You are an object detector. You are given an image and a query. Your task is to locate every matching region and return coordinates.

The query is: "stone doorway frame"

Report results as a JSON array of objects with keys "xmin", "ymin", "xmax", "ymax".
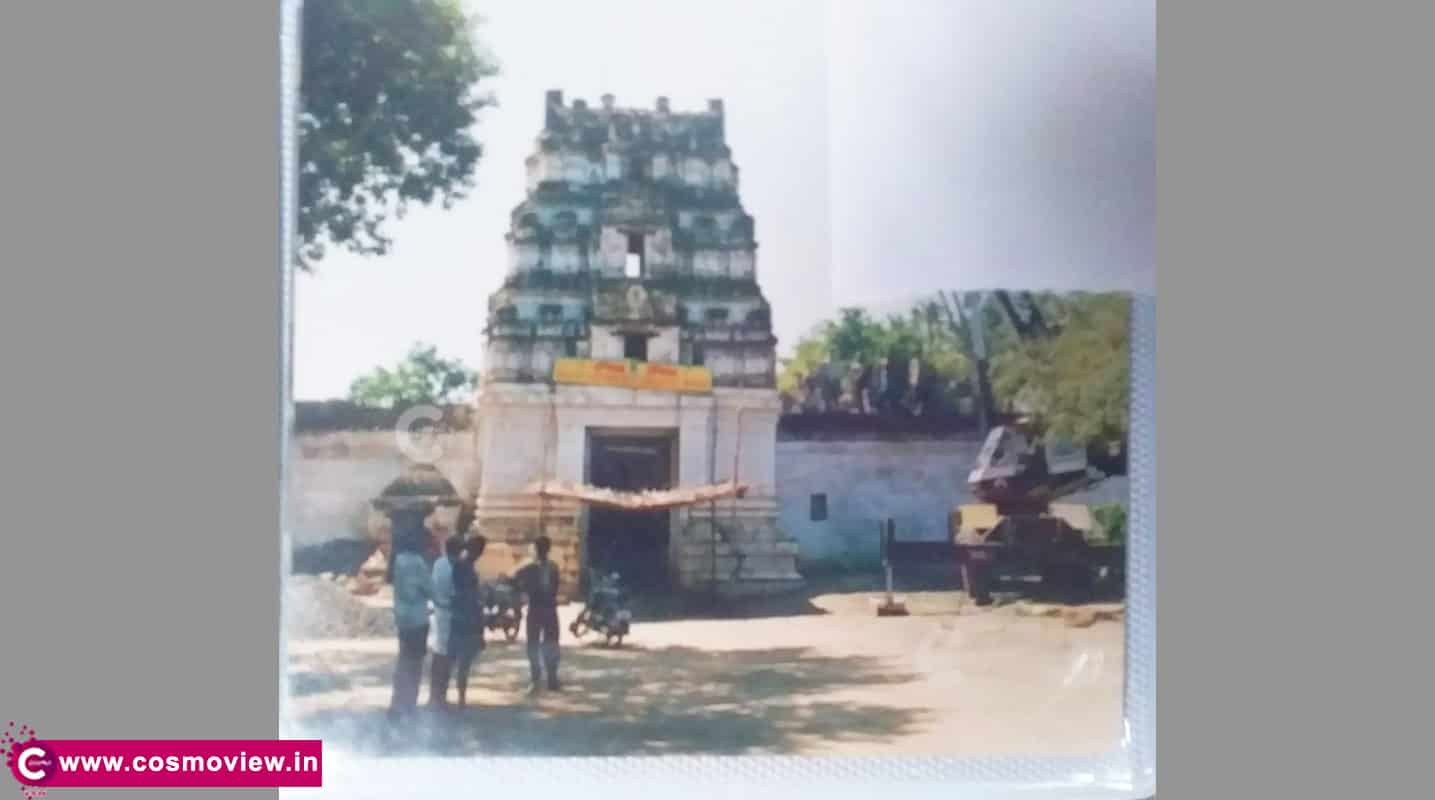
[{"xmin": 581, "ymin": 425, "xmax": 680, "ymax": 594}]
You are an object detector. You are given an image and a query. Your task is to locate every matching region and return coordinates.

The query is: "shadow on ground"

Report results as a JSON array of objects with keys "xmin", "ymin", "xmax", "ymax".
[
  {"xmin": 626, "ymin": 565, "xmax": 968, "ymax": 621},
  {"xmin": 290, "ymin": 641, "xmax": 927, "ymax": 757}
]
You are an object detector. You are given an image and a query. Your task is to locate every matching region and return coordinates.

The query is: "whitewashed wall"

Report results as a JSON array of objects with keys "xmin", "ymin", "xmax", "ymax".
[
  {"xmin": 776, "ymin": 439, "xmax": 1130, "ymax": 568},
  {"xmin": 589, "ymin": 326, "xmax": 681, "ymax": 363},
  {"xmin": 292, "ymin": 426, "xmax": 1128, "ymax": 569},
  {"xmin": 474, "ymin": 384, "xmax": 778, "ymax": 497},
  {"xmin": 290, "ymin": 431, "xmax": 476, "ymax": 547}
]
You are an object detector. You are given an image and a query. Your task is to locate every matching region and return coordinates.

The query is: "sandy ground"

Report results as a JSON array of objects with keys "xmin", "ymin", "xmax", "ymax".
[{"xmin": 286, "ymin": 578, "xmax": 1123, "ymax": 758}]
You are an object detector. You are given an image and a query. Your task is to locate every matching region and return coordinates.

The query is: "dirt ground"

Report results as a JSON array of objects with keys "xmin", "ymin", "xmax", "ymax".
[{"xmin": 286, "ymin": 576, "xmax": 1124, "ymax": 758}]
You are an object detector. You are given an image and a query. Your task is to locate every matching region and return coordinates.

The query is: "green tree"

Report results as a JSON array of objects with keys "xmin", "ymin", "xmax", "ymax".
[
  {"xmin": 777, "ymin": 332, "xmax": 829, "ymax": 396},
  {"xmin": 349, "ymin": 343, "xmax": 478, "ymax": 408},
  {"xmin": 777, "ymin": 302, "xmax": 973, "ymax": 405},
  {"xmin": 825, "ymin": 307, "xmax": 886, "ymax": 363},
  {"xmin": 991, "ymin": 292, "xmax": 1130, "ymax": 446},
  {"xmin": 1092, "ymin": 502, "xmax": 1128, "ymax": 545},
  {"xmin": 299, "ymin": 0, "xmax": 497, "ymax": 268},
  {"xmin": 780, "ymin": 291, "xmax": 1129, "ymax": 437}
]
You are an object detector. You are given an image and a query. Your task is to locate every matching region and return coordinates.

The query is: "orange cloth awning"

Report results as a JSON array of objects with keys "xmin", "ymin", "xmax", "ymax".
[{"xmin": 525, "ymin": 480, "xmax": 749, "ymax": 510}]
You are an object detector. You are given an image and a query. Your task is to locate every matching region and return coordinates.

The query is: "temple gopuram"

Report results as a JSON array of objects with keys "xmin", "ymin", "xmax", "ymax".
[{"xmin": 471, "ymin": 91, "xmax": 802, "ymax": 599}]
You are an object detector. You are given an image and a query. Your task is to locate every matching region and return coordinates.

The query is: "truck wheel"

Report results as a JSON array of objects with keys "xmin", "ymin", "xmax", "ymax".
[{"xmin": 503, "ymin": 622, "xmax": 519, "ymax": 641}]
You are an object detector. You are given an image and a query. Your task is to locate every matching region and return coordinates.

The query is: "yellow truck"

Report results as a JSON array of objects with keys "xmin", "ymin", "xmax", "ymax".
[
  {"xmin": 951, "ymin": 501, "xmax": 1124, "ymax": 605},
  {"xmin": 950, "ymin": 425, "xmax": 1125, "ymax": 604}
]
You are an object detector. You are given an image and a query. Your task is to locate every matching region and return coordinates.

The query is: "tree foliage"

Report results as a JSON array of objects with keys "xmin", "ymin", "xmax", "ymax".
[
  {"xmin": 778, "ymin": 305, "xmax": 974, "ymax": 406},
  {"xmin": 299, "ymin": 0, "xmax": 497, "ymax": 268},
  {"xmin": 777, "ymin": 332, "xmax": 829, "ymax": 396},
  {"xmin": 348, "ymin": 343, "xmax": 478, "ymax": 408},
  {"xmin": 779, "ymin": 291, "xmax": 1131, "ymax": 446},
  {"xmin": 991, "ymin": 292, "xmax": 1130, "ymax": 446},
  {"xmin": 1091, "ymin": 502, "xmax": 1128, "ymax": 545}
]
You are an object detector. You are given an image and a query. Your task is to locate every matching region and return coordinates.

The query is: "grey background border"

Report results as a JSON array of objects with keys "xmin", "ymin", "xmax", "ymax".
[
  {"xmin": 0, "ymin": 3, "xmax": 283, "ymax": 800},
  {"xmin": 7, "ymin": 0, "xmax": 1429, "ymax": 798}
]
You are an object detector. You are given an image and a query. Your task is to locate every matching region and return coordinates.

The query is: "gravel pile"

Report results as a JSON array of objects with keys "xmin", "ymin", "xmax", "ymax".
[
  {"xmin": 285, "ymin": 575, "xmax": 394, "ymax": 640},
  {"xmin": 291, "ymin": 539, "xmax": 376, "ymax": 576}
]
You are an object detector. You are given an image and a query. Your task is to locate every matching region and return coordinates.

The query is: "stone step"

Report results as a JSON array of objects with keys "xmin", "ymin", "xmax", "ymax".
[
  {"xmin": 715, "ymin": 577, "xmax": 806, "ymax": 597},
  {"xmin": 676, "ymin": 553, "xmax": 798, "ymax": 578}
]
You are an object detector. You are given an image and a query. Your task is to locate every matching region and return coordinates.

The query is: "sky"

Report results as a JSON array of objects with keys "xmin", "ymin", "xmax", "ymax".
[{"xmin": 294, "ymin": 0, "xmax": 1154, "ymax": 401}]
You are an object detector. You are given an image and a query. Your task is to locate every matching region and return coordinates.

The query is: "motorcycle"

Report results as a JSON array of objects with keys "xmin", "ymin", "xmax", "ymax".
[
  {"xmin": 480, "ymin": 575, "xmax": 524, "ymax": 642},
  {"xmin": 569, "ymin": 570, "xmax": 632, "ymax": 647}
]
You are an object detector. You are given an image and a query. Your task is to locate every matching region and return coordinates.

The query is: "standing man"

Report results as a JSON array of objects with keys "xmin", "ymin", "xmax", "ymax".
[
  {"xmin": 515, "ymin": 534, "xmax": 562, "ymax": 694},
  {"xmin": 427, "ymin": 534, "xmax": 459, "ymax": 709},
  {"xmin": 451, "ymin": 534, "xmax": 487, "ymax": 708},
  {"xmin": 387, "ymin": 531, "xmax": 432, "ymax": 722}
]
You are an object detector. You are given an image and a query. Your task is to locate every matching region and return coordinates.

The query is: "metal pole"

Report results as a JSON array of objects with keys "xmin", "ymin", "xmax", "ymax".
[
  {"xmin": 708, "ymin": 394, "xmax": 718, "ymax": 606},
  {"xmin": 877, "ymin": 518, "xmax": 908, "ymax": 616},
  {"xmin": 878, "ymin": 517, "xmax": 889, "ymax": 606},
  {"xmin": 966, "ymin": 293, "xmax": 996, "ymax": 437}
]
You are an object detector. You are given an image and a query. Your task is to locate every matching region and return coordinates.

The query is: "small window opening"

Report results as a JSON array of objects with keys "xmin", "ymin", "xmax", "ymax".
[
  {"xmin": 539, "ymin": 304, "xmax": 563, "ymax": 322},
  {"xmin": 623, "ymin": 333, "xmax": 648, "ymax": 361},
  {"xmin": 704, "ymin": 307, "xmax": 730, "ymax": 324},
  {"xmin": 625, "ymin": 232, "xmax": 644, "ymax": 278},
  {"xmin": 564, "ymin": 338, "xmax": 579, "ymax": 357},
  {"xmin": 691, "ymin": 343, "xmax": 705, "ymax": 366},
  {"xmin": 810, "ymin": 493, "xmax": 828, "ymax": 522}
]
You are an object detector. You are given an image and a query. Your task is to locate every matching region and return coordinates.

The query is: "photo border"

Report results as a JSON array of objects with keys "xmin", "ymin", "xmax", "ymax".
[{"xmin": 276, "ymin": 2, "xmax": 1155, "ymax": 795}]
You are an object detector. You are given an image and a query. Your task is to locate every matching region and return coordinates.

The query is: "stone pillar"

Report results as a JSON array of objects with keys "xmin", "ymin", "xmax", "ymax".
[
  {"xmin": 471, "ymin": 493, "xmax": 582, "ymax": 602},
  {"xmin": 669, "ymin": 389, "xmax": 803, "ymax": 595},
  {"xmin": 472, "ymin": 383, "xmax": 584, "ymax": 600}
]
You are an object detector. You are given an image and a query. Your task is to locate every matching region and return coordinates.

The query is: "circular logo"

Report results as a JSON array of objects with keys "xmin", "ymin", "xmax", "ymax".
[
  {"xmin": 394, "ymin": 404, "xmax": 445, "ymax": 465},
  {"xmin": 10, "ymin": 741, "xmax": 57, "ymax": 786}
]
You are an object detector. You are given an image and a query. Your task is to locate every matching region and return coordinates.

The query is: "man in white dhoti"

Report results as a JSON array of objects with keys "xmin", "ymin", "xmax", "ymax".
[{"xmin": 427, "ymin": 536, "xmax": 458, "ymax": 708}]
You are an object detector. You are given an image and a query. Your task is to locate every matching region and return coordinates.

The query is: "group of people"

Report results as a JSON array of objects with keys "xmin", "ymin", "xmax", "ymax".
[{"xmin": 386, "ymin": 531, "xmax": 565, "ymax": 723}]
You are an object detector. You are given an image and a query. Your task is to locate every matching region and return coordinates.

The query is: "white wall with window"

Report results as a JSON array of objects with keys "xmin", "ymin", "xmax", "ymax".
[
  {"xmin": 712, "ymin": 160, "xmax": 734, "ymax": 187},
  {"xmin": 683, "ymin": 157, "xmax": 711, "ymax": 187},
  {"xmin": 563, "ymin": 153, "xmax": 591, "ymax": 184},
  {"xmin": 509, "ymin": 243, "xmax": 541, "ymax": 272},
  {"xmin": 600, "ymin": 227, "xmax": 628, "ymax": 272},
  {"xmin": 589, "ymin": 326, "xmax": 680, "ymax": 364},
  {"xmin": 550, "ymin": 243, "xmax": 583, "ymax": 273},
  {"xmin": 692, "ymin": 249, "xmax": 726, "ymax": 277},
  {"xmin": 729, "ymin": 250, "xmax": 755, "ymax": 278}
]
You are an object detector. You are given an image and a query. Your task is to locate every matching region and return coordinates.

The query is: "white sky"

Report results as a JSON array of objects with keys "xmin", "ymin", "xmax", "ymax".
[{"xmin": 294, "ymin": 0, "xmax": 1154, "ymax": 400}]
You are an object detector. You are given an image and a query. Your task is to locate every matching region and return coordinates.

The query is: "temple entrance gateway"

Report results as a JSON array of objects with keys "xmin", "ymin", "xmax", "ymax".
[
  {"xmin": 473, "ymin": 92, "xmax": 803, "ymax": 599},
  {"xmin": 584, "ymin": 429, "xmax": 678, "ymax": 594}
]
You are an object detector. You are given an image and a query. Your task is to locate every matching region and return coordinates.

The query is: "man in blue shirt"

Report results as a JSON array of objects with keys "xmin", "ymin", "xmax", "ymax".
[{"xmin": 387, "ymin": 534, "xmax": 432, "ymax": 722}]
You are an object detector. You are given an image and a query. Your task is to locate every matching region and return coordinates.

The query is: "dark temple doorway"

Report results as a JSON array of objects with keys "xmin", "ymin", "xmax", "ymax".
[{"xmin": 585, "ymin": 430, "xmax": 676, "ymax": 595}]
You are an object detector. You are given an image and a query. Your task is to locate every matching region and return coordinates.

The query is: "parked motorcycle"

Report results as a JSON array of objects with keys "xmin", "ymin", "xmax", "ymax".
[
  {"xmin": 481, "ymin": 575, "xmax": 523, "ymax": 642},
  {"xmin": 569, "ymin": 570, "xmax": 632, "ymax": 647}
]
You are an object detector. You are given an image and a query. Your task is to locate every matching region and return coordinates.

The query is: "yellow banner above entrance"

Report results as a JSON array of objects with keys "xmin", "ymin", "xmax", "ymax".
[{"xmin": 552, "ymin": 358, "xmax": 713, "ymax": 394}]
